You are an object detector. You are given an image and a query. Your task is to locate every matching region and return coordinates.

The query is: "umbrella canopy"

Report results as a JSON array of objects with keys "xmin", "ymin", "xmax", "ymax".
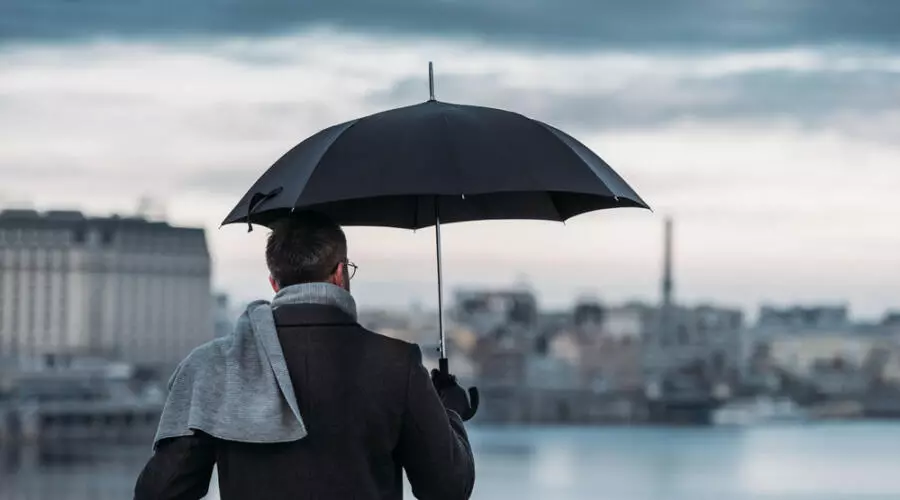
[{"xmin": 221, "ymin": 100, "xmax": 649, "ymax": 230}]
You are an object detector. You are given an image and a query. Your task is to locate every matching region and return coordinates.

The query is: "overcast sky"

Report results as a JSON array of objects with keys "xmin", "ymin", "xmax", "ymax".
[{"xmin": 2, "ymin": 1, "xmax": 899, "ymax": 319}]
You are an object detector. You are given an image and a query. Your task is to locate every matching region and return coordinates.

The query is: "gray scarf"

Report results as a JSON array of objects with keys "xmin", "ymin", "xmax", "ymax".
[{"xmin": 153, "ymin": 282, "xmax": 357, "ymax": 448}]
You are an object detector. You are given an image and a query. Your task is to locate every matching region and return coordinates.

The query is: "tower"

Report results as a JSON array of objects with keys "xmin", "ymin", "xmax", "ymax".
[{"xmin": 662, "ymin": 217, "xmax": 674, "ymax": 310}]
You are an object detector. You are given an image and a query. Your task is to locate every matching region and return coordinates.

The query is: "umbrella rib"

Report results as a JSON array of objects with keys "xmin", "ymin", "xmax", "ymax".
[
  {"xmin": 289, "ymin": 118, "xmax": 364, "ymax": 212},
  {"xmin": 546, "ymin": 191, "xmax": 565, "ymax": 222},
  {"xmin": 532, "ymin": 120, "xmax": 648, "ymax": 208}
]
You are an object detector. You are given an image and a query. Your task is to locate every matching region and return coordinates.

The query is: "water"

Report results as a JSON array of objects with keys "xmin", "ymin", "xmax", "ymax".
[{"xmin": 3, "ymin": 422, "xmax": 900, "ymax": 499}]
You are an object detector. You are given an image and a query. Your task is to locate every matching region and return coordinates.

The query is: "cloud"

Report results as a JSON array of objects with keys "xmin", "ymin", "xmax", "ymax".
[
  {"xmin": 371, "ymin": 59, "xmax": 900, "ymax": 144},
  {"xmin": 1, "ymin": 32, "xmax": 899, "ymax": 317},
  {"xmin": 3, "ymin": 0, "xmax": 900, "ymax": 52},
  {"xmin": 3, "ymin": 34, "xmax": 898, "ymax": 207}
]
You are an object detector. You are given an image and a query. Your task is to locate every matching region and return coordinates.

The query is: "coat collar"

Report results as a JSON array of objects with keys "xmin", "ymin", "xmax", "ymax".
[{"xmin": 273, "ymin": 303, "xmax": 358, "ymax": 327}]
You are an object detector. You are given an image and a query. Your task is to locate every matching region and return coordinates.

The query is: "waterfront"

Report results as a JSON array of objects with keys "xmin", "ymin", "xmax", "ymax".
[{"xmin": 3, "ymin": 422, "xmax": 900, "ymax": 499}]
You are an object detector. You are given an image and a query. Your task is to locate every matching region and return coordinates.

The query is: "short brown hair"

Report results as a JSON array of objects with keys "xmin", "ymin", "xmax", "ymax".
[{"xmin": 265, "ymin": 211, "xmax": 347, "ymax": 287}]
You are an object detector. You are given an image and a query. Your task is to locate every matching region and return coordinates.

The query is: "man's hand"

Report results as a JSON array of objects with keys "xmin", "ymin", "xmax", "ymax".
[{"xmin": 430, "ymin": 369, "xmax": 479, "ymax": 421}]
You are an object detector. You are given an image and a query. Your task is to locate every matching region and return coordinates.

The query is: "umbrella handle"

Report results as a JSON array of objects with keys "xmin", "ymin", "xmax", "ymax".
[
  {"xmin": 463, "ymin": 386, "xmax": 480, "ymax": 421},
  {"xmin": 439, "ymin": 356, "xmax": 480, "ymax": 421}
]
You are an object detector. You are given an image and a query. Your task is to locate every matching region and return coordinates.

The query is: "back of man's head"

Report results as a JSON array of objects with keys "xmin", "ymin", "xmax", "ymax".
[{"xmin": 265, "ymin": 211, "xmax": 347, "ymax": 288}]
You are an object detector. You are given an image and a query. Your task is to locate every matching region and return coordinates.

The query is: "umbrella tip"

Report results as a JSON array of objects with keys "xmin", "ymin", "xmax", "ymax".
[{"xmin": 428, "ymin": 61, "xmax": 435, "ymax": 101}]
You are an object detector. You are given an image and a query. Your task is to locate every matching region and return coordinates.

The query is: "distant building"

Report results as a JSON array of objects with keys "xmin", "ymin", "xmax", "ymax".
[
  {"xmin": 595, "ymin": 302, "xmax": 655, "ymax": 342},
  {"xmin": 452, "ymin": 289, "xmax": 539, "ymax": 337},
  {"xmin": 469, "ymin": 325, "xmax": 532, "ymax": 422},
  {"xmin": 0, "ymin": 209, "xmax": 212, "ymax": 368},
  {"xmin": 213, "ymin": 292, "xmax": 233, "ymax": 338},
  {"xmin": 750, "ymin": 330, "xmax": 900, "ymax": 375},
  {"xmin": 765, "ymin": 332, "xmax": 900, "ymax": 400},
  {"xmin": 573, "ymin": 301, "xmax": 605, "ymax": 329},
  {"xmin": 453, "ymin": 288, "xmax": 543, "ymax": 402},
  {"xmin": 642, "ymin": 218, "xmax": 743, "ymax": 421},
  {"xmin": 882, "ymin": 311, "xmax": 900, "ymax": 335},
  {"xmin": 765, "ymin": 334, "xmax": 877, "ymax": 377},
  {"xmin": 743, "ymin": 303, "xmax": 875, "ymax": 380},
  {"xmin": 644, "ymin": 304, "xmax": 745, "ymax": 381},
  {"xmin": 565, "ymin": 301, "xmax": 654, "ymax": 392},
  {"xmin": 549, "ymin": 332, "xmax": 581, "ymax": 366},
  {"xmin": 757, "ymin": 304, "xmax": 850, "ymax": 330},
  {"xmin": 741, "ymin": 308, "xmax": 900, "ymax": 405},
  {"xmin": 644, "ymin": 218, "xmax": 744, "ymax": 385}
]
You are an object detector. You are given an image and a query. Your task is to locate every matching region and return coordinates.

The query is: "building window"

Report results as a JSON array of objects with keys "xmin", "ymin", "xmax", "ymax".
[{"xmin": 677, "ymin": 325, "xmax": 690, "ymax": 345}]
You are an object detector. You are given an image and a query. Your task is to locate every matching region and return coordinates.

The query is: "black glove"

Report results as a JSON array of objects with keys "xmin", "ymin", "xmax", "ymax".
[{"xmin": 430, "ymin": 369, "xmax": 479, "ymax": 421}]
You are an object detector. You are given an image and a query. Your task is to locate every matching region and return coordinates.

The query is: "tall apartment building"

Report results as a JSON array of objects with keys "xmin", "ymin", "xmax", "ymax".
[{"xmin": 0, "ymin": 209, "xmax": 212, "ymax": 367}]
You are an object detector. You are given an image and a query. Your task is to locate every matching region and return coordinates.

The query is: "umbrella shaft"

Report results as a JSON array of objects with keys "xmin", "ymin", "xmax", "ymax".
[{"xmin": 435, "ymin": 213, "xmax": 446, "ymax": 364}]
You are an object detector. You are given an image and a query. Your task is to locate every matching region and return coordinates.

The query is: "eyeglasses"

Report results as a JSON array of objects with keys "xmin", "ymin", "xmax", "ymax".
[
  {"xmin": 345, "ymin": 260, "xmax": 358, "ymax": 280},
  {"xmin": 332, "ymin": 259, "xmax": 358, "ymax": 280}
]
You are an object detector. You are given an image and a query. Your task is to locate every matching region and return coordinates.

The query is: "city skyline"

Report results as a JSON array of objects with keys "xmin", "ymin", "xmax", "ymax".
[
  {"xmin": 2, "ymin": 2, "xmax": 899, "ymax": 318},
  {"xmin": 3, "ymin": 205, "xmax": 895, "ymax": 323}
]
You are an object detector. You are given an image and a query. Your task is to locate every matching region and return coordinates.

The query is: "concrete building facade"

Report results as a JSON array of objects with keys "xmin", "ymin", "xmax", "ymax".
[{"xmin": 0, "ymin": 209, "xmax": 212, "ymax": 368}]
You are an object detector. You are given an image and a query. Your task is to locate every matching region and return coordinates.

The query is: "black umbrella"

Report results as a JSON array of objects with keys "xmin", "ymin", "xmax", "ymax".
[{"xmin": 222, "ymin": 63, "xmax": 650, "ymax": 408}]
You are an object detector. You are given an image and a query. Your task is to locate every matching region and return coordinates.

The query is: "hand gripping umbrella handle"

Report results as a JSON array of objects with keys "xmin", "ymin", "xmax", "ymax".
[{"xmin": 440, "ymin": 357, "xmax": 480, "ymax": 421}]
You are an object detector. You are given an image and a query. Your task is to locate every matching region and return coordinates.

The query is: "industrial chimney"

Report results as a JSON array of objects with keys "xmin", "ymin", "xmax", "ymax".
[{"xmin": 662, "ymin": 217, "xmax": 674, "ymax": 309}]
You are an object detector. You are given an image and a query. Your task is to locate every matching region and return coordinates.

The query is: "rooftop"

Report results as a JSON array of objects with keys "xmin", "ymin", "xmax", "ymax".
[
  {"xmin": 0, "ymin": 209, "xmax": 195, "ymax": 231},
  {"xmin": 0, "ymin": 209, "xmax": 207, "ymax": 251}
]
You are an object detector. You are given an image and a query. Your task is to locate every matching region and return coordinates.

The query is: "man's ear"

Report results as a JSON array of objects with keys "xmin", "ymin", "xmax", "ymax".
[
  {"xmin": 331, "ymin": 262, "xmax": 345, "ymax": 288},
  {"xmin": 269, "ymin": 275, "xmax": 279, "ymax": 292}
]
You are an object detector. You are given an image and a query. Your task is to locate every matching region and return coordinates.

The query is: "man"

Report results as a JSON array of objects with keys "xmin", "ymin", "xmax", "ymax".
[{"xmin": 134, "ymin": 211, "xmax": 476, "ymax": 500}]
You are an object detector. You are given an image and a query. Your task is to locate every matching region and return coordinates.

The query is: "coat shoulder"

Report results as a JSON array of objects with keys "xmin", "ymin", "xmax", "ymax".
[{"xmin": 355, "ymin": 325, "xmax": 425, "ymax": 366}]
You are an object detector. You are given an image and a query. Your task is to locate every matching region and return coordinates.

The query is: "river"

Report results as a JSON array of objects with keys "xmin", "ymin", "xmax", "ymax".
[{"xmin": 3, "ymin": 422, "xmax": 900, "ymax": 499}]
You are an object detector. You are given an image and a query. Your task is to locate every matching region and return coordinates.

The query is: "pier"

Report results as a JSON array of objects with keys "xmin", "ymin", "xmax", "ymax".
[
  {"xmin": 0, "ymin": 359, "xmax": 165, "ymax": 445},
  {"xmin": 1, "ymin": 400, "xmax": 162, "ymax": 444}
]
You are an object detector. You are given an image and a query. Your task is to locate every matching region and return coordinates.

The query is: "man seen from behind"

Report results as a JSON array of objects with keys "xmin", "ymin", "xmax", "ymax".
[{"xmin": 134, "ymin": 211, "xmax": 476, "ymax": 500}]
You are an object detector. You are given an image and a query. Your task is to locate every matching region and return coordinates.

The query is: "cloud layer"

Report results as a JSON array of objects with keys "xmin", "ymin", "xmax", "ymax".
[
  {"xmin": 3, "ymin": 0, "xmax": 900, "ymax": 51},
  {"xmin": 1, "ymin": 31, "xmax": 899, "ymax": 318}
]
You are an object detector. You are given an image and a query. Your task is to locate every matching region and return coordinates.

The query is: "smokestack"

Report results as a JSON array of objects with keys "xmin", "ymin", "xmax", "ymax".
[{"xmin": 662, "ymin": 217, "xmax": 673, "ymax": 309}]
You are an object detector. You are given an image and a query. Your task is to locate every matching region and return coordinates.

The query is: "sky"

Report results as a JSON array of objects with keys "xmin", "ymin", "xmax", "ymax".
[{"xmin": 1, "ymin": 1, "xmax": 899, "ymax": 319}]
